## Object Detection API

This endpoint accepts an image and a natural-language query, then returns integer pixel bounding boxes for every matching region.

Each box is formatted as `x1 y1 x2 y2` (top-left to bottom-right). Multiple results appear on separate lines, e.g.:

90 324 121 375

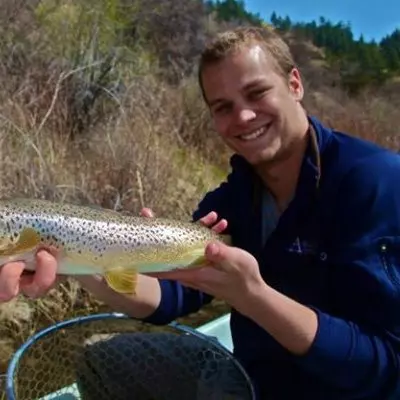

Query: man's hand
0 248 60 302
148 211 266 314
149 210 318 355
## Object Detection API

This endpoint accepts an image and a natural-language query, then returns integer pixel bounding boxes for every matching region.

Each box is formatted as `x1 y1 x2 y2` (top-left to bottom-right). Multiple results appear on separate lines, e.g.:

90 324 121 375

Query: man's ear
288 67 304 101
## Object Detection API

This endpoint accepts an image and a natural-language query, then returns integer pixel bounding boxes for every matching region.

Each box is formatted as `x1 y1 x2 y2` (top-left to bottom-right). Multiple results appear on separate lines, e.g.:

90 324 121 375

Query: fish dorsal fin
0 228 41 256
104 267 138 295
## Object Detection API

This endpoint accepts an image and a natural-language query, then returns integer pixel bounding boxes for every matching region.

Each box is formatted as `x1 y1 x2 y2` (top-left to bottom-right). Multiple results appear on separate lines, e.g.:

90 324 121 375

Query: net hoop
5 312 256 400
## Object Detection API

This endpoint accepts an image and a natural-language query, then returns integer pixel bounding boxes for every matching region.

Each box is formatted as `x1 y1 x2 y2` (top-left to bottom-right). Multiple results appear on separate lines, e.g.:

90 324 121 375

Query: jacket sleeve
142 172 235 325
295 151 400 398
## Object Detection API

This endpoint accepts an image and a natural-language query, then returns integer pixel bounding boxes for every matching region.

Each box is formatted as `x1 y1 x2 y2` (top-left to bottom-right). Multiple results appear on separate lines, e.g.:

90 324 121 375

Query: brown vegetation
0 0 399 393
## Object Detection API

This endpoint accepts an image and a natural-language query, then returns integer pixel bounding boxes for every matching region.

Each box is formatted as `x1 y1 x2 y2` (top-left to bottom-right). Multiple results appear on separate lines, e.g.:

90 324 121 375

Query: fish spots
0 198 219 269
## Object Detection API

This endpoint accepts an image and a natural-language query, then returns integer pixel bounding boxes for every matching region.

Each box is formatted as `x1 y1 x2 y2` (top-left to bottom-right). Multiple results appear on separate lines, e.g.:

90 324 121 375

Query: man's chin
241 149 278 166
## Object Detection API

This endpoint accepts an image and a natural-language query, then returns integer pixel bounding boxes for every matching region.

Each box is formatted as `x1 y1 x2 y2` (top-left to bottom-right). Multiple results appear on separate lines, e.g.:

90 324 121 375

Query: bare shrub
303 86 399 150
0 70 229 378
124 0 211 83
0 0 399 387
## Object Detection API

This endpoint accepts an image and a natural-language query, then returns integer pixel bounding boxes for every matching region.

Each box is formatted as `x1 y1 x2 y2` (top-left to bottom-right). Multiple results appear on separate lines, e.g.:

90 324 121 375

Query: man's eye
249 89 267 99
214 104 231 113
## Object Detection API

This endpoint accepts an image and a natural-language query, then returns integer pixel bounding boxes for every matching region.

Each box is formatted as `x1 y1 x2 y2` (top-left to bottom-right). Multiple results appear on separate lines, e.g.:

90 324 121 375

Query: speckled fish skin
0 198 227 277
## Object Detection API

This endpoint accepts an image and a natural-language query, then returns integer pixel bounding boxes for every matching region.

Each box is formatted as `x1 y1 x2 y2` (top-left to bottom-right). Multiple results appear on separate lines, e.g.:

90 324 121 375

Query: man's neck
255 130 309 212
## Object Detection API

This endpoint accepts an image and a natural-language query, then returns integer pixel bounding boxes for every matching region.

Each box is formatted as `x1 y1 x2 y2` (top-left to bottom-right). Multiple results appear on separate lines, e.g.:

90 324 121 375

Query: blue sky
244 0 399 42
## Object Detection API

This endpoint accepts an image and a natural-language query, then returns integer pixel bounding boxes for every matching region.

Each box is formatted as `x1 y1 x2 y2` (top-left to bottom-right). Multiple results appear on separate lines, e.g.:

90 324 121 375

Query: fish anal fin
104 268 138 295
0 227 41 256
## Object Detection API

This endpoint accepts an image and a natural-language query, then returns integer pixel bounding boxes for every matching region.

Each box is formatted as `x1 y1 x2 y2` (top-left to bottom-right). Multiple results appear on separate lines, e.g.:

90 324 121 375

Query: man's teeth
240 126 266 141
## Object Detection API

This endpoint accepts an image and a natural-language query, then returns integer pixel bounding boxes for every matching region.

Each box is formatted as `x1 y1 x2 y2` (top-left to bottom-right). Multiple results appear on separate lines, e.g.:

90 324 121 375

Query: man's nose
236 108 256 124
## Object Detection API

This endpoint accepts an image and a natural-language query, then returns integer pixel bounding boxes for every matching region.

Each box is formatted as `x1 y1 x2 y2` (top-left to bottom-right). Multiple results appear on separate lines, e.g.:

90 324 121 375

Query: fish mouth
237 123 271 142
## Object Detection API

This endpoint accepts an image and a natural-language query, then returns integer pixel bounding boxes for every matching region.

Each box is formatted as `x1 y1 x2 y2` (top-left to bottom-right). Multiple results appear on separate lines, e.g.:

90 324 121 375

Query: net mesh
6 314 255 400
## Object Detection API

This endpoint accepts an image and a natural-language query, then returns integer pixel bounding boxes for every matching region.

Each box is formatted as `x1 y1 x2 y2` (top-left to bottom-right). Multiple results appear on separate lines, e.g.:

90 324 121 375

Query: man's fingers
199 211 218 227
199 212 228 233
21 250 57 298
19 272 35 288
140 208 154 218
211 218 228 233
0 262 25 302
205 241 256 273
36 250 58 286
204 241 234 271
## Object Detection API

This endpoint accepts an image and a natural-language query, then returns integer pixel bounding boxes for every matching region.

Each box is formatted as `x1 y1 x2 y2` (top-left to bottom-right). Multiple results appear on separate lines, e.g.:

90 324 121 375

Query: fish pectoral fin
15 227 41 251
0 227 41 256
0 237 13 252
104 267 138 295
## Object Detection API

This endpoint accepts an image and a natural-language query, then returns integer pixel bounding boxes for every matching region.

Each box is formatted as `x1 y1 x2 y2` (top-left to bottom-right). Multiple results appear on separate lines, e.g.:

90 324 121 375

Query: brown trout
0 198 230 294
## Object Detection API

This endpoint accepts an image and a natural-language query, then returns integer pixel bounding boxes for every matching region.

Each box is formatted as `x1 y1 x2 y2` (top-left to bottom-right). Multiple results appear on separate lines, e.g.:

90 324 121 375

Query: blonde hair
198 26 296 100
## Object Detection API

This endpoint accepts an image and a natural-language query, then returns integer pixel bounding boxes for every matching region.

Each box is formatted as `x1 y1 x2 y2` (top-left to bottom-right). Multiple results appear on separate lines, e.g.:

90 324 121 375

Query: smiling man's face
201 44 306 166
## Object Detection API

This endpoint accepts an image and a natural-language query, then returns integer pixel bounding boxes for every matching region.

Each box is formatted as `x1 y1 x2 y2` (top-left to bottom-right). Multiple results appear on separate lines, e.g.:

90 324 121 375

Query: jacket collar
225 116 334 255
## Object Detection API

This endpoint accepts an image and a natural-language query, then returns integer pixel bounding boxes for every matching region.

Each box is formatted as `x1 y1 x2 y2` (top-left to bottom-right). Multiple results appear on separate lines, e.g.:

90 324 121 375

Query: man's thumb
205 241 231 264
205 241 257 271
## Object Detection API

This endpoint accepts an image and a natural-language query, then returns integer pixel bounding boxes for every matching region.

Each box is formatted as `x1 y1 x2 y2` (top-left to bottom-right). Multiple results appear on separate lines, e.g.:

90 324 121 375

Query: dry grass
0 2 234 391
0 69 230 386
0 1 399 397
302 86 400 150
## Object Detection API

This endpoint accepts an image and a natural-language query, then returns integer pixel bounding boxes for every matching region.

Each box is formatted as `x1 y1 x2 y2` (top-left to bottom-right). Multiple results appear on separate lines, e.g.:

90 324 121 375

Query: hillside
0 0 399 391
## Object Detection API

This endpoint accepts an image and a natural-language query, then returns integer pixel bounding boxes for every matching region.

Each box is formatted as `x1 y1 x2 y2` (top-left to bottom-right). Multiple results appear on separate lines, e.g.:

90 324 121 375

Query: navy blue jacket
144 116 400 399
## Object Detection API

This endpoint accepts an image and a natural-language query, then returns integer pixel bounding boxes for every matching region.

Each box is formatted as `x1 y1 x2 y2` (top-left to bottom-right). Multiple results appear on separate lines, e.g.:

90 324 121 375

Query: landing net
6 312 255 400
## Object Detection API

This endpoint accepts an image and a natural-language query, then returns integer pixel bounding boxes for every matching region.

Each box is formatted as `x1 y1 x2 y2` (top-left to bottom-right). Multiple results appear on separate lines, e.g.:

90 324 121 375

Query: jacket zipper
380 242 399 287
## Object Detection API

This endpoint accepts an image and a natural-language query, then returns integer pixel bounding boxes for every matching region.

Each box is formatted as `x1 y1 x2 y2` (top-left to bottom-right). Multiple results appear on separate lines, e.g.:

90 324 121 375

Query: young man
1 27 400 399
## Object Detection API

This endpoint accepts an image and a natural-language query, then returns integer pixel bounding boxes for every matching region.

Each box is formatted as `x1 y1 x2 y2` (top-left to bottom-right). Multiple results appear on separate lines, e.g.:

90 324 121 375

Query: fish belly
134 261 199 273
56 261 103 275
